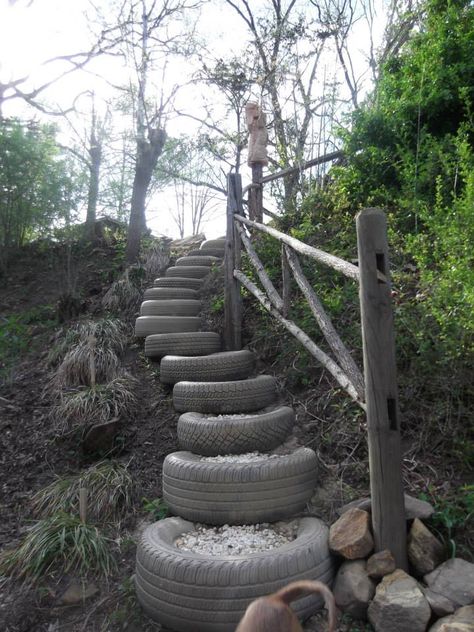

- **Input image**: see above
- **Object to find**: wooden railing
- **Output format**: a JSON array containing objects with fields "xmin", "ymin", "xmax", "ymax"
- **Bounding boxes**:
[{"xmin": 224, "ymin": 170, "xmax": 408, "ymax": 570}]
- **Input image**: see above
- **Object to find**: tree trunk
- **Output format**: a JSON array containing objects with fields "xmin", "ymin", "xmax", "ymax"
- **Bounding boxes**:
[
  {"xmin": 85, "ymin": 139, "xmax": 101, "ymax": 242},
  {"xmin": 125, "ymin": 128, "xmax": 166, "ymax": 263}
]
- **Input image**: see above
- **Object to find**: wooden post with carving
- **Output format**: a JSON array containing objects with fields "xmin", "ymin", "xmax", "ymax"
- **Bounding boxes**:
[
  {"xmin": 246, "ymin": 102, "xmax": 267, "ymax": 222},
  {"xmin": 224, "ymin": 173, "xmax": 242, "ymax": 351},
  {"xmin": 356, "ymin": 208, "xmax": 408, "ymax": 570}
]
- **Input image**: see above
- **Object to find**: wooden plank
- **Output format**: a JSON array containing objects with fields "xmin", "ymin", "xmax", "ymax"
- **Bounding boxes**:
[
  {"xmin": 259, "ymin": 150, "xmax": 344, "ymax": 184},
  {"xmin": 235, "ymin": 269, "xmax": 365, "ymax": 409},
  {"xmin": 356, "ymin": 208, "xmax": 407, "ymax": 570},
  {"xmin": 235, "ymin": 214, "xmax": 361, "ymax": 281},
  {"xmin": 285, "ymin": 246, "xmax": 365, "ymax": 401},
  {"xmin": 281, "ymin": 244, "xmax": 291, "ymax": 318},
  {"xmin": 235, "ymin": 222, "xmax": 284, "ymax": 312},
  {"xmin": 224, "ymin": 173, "xmax": 242, "ymax": 351}
]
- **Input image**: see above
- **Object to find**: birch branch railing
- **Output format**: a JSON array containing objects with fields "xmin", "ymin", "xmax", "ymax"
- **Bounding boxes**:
[{"xmin": 224, "ymin": 170, "xmax": 408, "ymax": 570}]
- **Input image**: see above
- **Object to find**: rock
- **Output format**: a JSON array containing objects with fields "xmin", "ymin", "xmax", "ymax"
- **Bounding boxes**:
[
  {"xmin": 170, "ymin": 233, "xmax": 206, "ymax": 250},
  {"xmin": 423, "ymin": 588, "xmax": 456, "ymax": 617},
  {"xmin": 424, "ymin": 558, "xmax": 474, "ymax": 608},
  {"xmin": 428, "ymin": 605, "xmax": 474, "ymax": 632},
  {"xmin": 367, "ymin": 550, "xmax": 396, "ymax": 579},
  {"xmin": 329, "ymin": 508, "xmax": 374, "ymax": 559},
  {"xmin": 333, "ymin": 559, "xmax": 376, "ymax": 619},
  {"xmin": 82, "ymin": 418, "xmax": 120, "ymax": 453},
  {"xmin": 59, "ymin": 580, "xmax": 99, "ymax": 605},
  {"xmin": 368, "ymin": 569, "xmax": 431, "ymax": 632},
  {"xmin": 408, "ymin": 518, "xmax": 445, "ymax": 576},
  {"xmin": 339, "ymin": 494, "xmax": 434, "ymax": 521}
]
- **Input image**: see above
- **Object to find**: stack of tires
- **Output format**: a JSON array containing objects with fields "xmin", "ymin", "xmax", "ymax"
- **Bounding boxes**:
[{"xmin": 134, "ymin": 237, "xmax": 335, "ymax": 632}]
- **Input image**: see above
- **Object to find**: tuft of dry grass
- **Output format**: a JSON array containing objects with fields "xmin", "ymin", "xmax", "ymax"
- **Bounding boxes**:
[
  {"xmin": 0, "ymin": 513, "xmax": 116, "ymax": 581},
  {"xmin": 141, "ymin": 238, "xmax": 171, "ymax": 279},
  {"xmin": 31, "ymin": 461, "xmax": 134, "ymax": 521},
  {"xmin": 102, "ymin": 266, "xmax": 143, "ymax": 314},
  {"xmin": 51, "ymin": 372, "xmax": 138, "ymax": 434}
]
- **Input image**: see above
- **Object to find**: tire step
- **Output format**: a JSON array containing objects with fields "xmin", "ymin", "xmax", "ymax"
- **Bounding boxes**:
[
  {"xmin": 172, "ymin": 375, "xmax": 277, "ymax": 414},
  {"xmin": 145, "ymin": 332, "xmax": 221, "ymax": 358},
  {"xmin": 143, "ymin": 287, "xmax": 199, "ymax": 300},
  {"xmin": 187, "ymin": 248, "xmax": 225, "ymax": 259},
  {"xmin": 166, "ymin": 266, "xmax": 211, "ymax": 279},
  {"xmin": 176, "ymin": 256, "xmax": 220, "ymax": 267},
  {"xmin": 135, "ymin": 316, "xmax": 201, "ymax": 337},
  {"xmin": 140, "ymin": 300, "xmax": 201, "ymax": 317},
  {"xmin": 160, "ymin": 350, "xmax": 255, "ymax": 385},
  {"xmin": 154, "ymin": 277, "xmax": 204, "ymax": 290}
]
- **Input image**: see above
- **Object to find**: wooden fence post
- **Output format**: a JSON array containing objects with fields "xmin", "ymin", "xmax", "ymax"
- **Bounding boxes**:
[
  {"xmin": 249, "ymin": 164, "xmax": 263, "ymax": 222},
  {"xmin": 356, "ymin": 208, "xmax": 408, "ymax": 570},
  {"xmin": 224, "ymin": 173, "xmax": 242, "ymax": 351}
]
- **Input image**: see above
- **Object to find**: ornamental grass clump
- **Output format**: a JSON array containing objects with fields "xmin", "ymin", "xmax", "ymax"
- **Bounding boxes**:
[
  {"xmin": 51, "ymin": 372, "xmax": 138, "ymax": 434},
  {"xmin": 31, "ymin": 461, "xmax": 133, "ymax": 521},
  {"xmin": 0, "ymin": 513, "xmax": 116, "ymax": 581}
]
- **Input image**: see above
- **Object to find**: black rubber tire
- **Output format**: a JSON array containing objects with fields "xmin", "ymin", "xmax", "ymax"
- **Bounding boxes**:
[
  {"xmin": 140, "ymin": 300, "xmax": 201, "ymax": 317},
  {"xmin": 135, "ymin": 516, "xmax": 335, "ymax": 632},
  {"xmin": 143, "ymin": 287, "xmax": 198, "ymax": 300},
  {"xmin": 176, "ymin": 256, "xmax": 220, "ymax": 267},
  {"xmin": 145, "ymin": 332, "xmax": 221, "ymax": 358},
  {"xmin": 135, "ymin": 316, "xmax": 201, "ymax": 337},
  {"xmin": 188, "ymin": 248, "xmax": 224, "ymax": 258},
  {"xmin": 166, "ymin": 266, "xmax": 211, "ymax": 279},
  {"xmin": 154, "ymin": 277, "xmax": 203, "ymax": 290},
  {"xmin": 173, "ymin": 375, "xmax": 277, "ymax": 413},
  {"xmin": 177, "ymin": 405, "xmax": 295, "ymax": 456},
  {"xmin": 201, "ymin": 238, "xmax": 226, "ymax": 250},
  {"xmin": 160, "ymin": 350, "xmax": 255, "ymax": 385},
  {"xmin": 163, "ymin": 448, "xmax": 317, "ymax": 525}
]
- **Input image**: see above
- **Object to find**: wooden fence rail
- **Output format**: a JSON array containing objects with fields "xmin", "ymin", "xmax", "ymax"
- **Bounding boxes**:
[{"xmin": 224, "ymin": 170, "xmax": 407, "ymax": 570}]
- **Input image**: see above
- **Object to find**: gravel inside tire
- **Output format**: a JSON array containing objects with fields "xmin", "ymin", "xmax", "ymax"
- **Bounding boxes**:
[
  {"xmin": 187, "ymin": 248, "xmax": 225, "ymax": 258},
  {"xmin": 162, "ymin": 447, "xmax": 317, "ymax": 525},
  {"xmin": 176, "ymin": 256, "xmax": 220, "ymax": 267},
  {"xmin": 200, "ymin": 238, "xmax": 226, "ymax": 250},
  {"xmin": 140, "ymin": 300, "xmax": 201, "ymax": 317},
  {"xmin": 166, "ymin": 266, "xmax": 211, "ymax": 279},
  {"xmin": 143, "ymin": 287, "xmax": 198, "ymax": 300},
  {"xmin": 135, "ymin": 316, "xmax": 201, "ymax": 337},
  {"xmin": 145, "ymin": 332, "xmax": 221, "ymax": 358},
  {"xmin": 135, "ymin": 516, "xmax": 335, "ymax": 632},
  {"xmin": 154, "ymin": 277, "xmax": 203, "ymax": 290},
  {"xmin": 173, "ymin": 375, "xmax": 277, "ymax": 413},
  {"xmin": 160, "ymin": 350, "xmax": 255, "ymax": 385},
  {"xmin": 177, "ymin": 405, "xmax": 295, "ymax": 455}
]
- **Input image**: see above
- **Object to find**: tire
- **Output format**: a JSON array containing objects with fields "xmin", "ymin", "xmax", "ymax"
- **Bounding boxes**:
[
  {"xmin": 140, "ymin": 300, "xmax": 201, "ymax": 317},
  {"xmin": 154, "ymin": 277, "xmax": 203, "ymax": 290},
  {"xmin": 143, "ymin": 287, "xmax": 199, "ymax": 300},
  {"xmin": 177, "ymin": 405, "xmax": 295, "ymax": 456},
  {"xmin": 135, "ymin": 316, "xmax": 201, "ymax": 337},
  {"xmin": 201, "ymin": 238, "xmax": 226, "ymax": 250},
  {"xmin": 160, "ymin": 350, "xmax": 255, "ymax": 385},
  {"xmin": 166, "ymin": 266, "xmax": 211, "ymax": 279},
  {"xmin": 136, "ymin": 516, "xmax": 334, "ymax": 631},
  {"xmin": 163, "ymin": 447, "xmax": 317, "ymax": 525},
  {"xmin": 145, "ymin": 332, "xmax": 221, "ymax": 358},
  {"xmin": 173, "ymin": 375, "xmax": 277, "ymax": 413},
  {"xmin": 135, "ymin": 516, "xmax": 335, "ymax": 632},
  {"xmin": 176, "ymin": 256, "xmax": 220, "ymax": 267},
  {"xmin": 188, "ymin": 249, "xmax": 225, "ymax": 258}
]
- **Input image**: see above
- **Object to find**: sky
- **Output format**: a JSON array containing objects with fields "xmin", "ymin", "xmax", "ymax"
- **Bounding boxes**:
[{"xmin": 0, "ymin": 0, "xmax": 386, "ymax": 239}]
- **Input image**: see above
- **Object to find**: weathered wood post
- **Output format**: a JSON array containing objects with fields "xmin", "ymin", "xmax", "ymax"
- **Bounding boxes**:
[
  {"xmin": 224, "ymin": 172, "xmax": 242, "ymax": 351},
  {"xmin": 246, "ymin": 102, "xmax": 267, "ymax": 222},
  {"xmin": 356, "ymin": 208, "xmax": 408, "ymax": 570}
]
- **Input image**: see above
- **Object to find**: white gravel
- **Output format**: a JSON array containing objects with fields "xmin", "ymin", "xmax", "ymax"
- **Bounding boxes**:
[
  {"xmin": 200, "ymin": 451, "xmax": 281, "ymax": 463},
  {"xmin": 175, "ymin": 522, "xmax": 298, "ymax": 556}
]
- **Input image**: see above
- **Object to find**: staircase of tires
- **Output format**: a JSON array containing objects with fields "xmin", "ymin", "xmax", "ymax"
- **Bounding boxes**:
[{"xmin": 133, "ymin": 238, "xmax": 335, "ymax": 632}]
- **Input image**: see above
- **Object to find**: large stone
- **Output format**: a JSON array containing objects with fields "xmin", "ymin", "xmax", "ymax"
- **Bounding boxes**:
[
  {"xmin": 367, "ymin": 569, "xmax": 431, "ymax": 632},
  {"xmin": 367, "ymin": 549, "xmax": 396, "ymax": 579},
  {"xmin": 339, "ymin": 494, "xmax": 434, "ymax": 521},
  {"xmin": 423, "ymin": 587, "xmax": 456, "ymax": 617},
  {"xmin": 329, "ymin": 508, "xmax": 374, "ymax": 560},
  {"xmin": 408, "ymin": 518, "xmax": 445, "ymax": 576},
  {"xmin": 429, "ymin": 605, "xmax": 474, "ymax": 632},
  {"xmin": 59, "ymin": 580, "xmax": 99, "ymax": 605},
  {"xmin": 424, "ymin": 558, "xmax": 474, "ymax": 608},
  {"xmin": 333, "ymin": 559, "xmax": 376, "ymax": 619},
  {"xmin": 82, "ymin": 418, "xmax": 120, "ymax": 453}
]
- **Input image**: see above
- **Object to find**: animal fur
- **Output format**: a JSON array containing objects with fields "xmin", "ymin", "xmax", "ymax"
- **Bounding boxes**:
[{"xmin": 235, "ymin": 580, "xmax": 336, "ymax": 632}]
